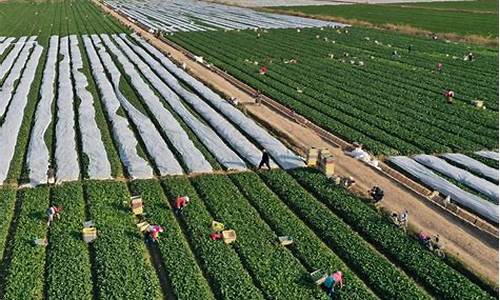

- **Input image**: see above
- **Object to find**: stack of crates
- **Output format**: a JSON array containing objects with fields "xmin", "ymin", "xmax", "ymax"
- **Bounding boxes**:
[
  {"xmin": 306, "ymin": 147, "xmax": 319, "ymax": 167},
  {"xmin": 318, "ymin": 148, "xmax": 335, "ymax": 177}
]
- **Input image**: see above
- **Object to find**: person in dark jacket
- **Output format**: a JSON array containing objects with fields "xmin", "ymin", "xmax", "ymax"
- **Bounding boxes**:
[{"xmin": 258, "ymin": 149, "xmax": 271, "ymax": 170}]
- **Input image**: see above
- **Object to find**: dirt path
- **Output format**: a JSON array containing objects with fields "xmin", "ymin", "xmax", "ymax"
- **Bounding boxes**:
[{"xmin": 95, "ymin": 0, "xmax": 498, "ymax": 286}]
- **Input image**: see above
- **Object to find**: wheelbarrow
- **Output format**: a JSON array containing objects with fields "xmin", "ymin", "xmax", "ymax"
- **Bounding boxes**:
[
  {"xmin": 222, "ymin": 230, "xmax": 236, "ymax": 244},
  {"xmin": 310, "ymin": 269, "xmax": 328, "ymax": 285},
  {"xmin": 130, "ymin": 195, "xmax": 144, "ymax": 216},
  {"xmin": 211, "ymin": 221, "xmax": 224, "ymax": 233},
  {"xmin": 137, "ymin": 221, "xmax": 151, "ymax": 233},
  {"xmin": 278, "ymin": 236, "xmax": 294, "ymax": 246},
  {"xmin": 82, "ymin": 220, "xmax": 97, "ymax": 243}
]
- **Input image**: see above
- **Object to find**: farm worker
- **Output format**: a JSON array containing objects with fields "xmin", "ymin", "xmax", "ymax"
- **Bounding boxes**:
[
  {"xmin": 418, "ymin": 231, "xmax": 431, "ymax": 244},
  {"xmin": 391, "ymin": 50, "xmax": 399, "ymax": 59},
  {"xmin": 408, "ymin": 44, "xmax": 413, "ymax": 52},
  {"xmin": 369, "ymin": 186, "xmax": 384, "ymax": 204},
  {"xmin": 399, "ymin": 209, "xmax": 409, "ymax": 227},
  {"xmin": 436, "ymin": 63, "xmax": 443, "ymax": 72},
  {"xmin": 443, "ymin": 89, "xmax": 455, "ymax": 104},
  {"xmin": 259, "ymin": 66, "xmax": 268, "ymax": 75},
  {"xmin": 323, "ymin": 271, "xmax": 344, "ymax": 297},
  {"xmin": 47, "ymin": 165, "xmax": 55, "ymax": 185},
  {"xmin": 147, "ymin": 225, "xmax": 164, "ymax": 243},
  {"xmin": 174, "ymin": 196, "xmax": 190, "ymax": 216},
  {"xmin": 343, "ymin": 177, "xmax": 356, "ymax": 190},
  {"xmin": 46, "ymin": 206, "xmax": 62, "ymax": 227},
  {"xmin": 210, "ymin": 232, "xmax": 223, "ymax": 241},
  {"xmin": 258, "ymin": 149, "xmax": 271, "ymax": 170},
  {"xmin": 467, "ymin": 52, "xmax": 474, "ymax": 61}
]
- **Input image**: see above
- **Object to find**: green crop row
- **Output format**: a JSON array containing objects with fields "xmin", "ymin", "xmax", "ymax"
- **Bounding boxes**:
[
  {"xmin": 229, "ymin": 171, "xmax": 379, "ymax": 300},
  {"xmin": 259, "ymin": 169, "xmax": 430, "ymax": 300},
  {"xmin": 83, "ymin": 180, "xmax": 162, "ymax": 299},
  {"xmin": 3, "ymin": 187, "xmax": 49, "ymax": 300},
  {"xmin": 161, "ymin": 176, "xmax": 264, "ymax": 299},
  {"xmin": 290, "ymin": 167, "xmax": 495, "ymax": 300},
  {"xmin": 0, "ymin": 187, "xmax": 17, "ymax": 259},
  {"xmin": 46, "ymin": 182, "xmax": 93, "ymax": 299},
  {"xmin": 191, "ymin": 174, "xmax": 329, "ymax": 299},
  {"xmin": 179, "ymin": 31, "xmax": 493, "ymax": 152},
  {"xmin": 129, "ymin": 179, "xmax": 215, "ymax": 300}
]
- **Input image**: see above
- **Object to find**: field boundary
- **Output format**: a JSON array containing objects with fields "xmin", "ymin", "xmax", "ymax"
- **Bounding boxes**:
[{"xmin": 257, "ymin": 8, "xmax": 499, "ymax": 47}]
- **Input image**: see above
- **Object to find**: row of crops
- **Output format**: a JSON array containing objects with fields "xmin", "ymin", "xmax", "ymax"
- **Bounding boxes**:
[
  {"xmin": 389, "ymin": 151, "xmax": 499, "ymax": 223},
  {"xmin": 167, "ymin": 26, "xmax": 499, "ymax": 156},
  {"xmin": 1, "ymin": 168, "xmax": 497, "ymax": 299},
  {"xmin": 0, "ymin": 0, "xmax": 304, "ymax": 187}
]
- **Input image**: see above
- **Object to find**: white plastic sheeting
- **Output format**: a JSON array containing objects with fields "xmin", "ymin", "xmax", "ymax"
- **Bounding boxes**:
[
  {"xmin": 91, "ymin": 34, "xmax": 184, "ymax": 176},
  {"xmin": 106, "ymin": 0, "xmax": 345, "ymax": 32},
  {"xmin": 390, "ymin": 156, "xmax": 498, "ymax": 223},
  {"xmin": 26, "ymin": 36, "xmax": 59, "ymax": 187},
  {"xmin": 0, "ymin": 43, "xmax": 43, "ymax": 184},
  {"xmin": 83, "ymin": 35, "xmax": 154, "ymax": 179},
  {"xmin": 0, "ymin": 36, "xmax": 28, "ymax": 81},
  {"xmin": 100, "ymin": 34, "xmax": 211, "ymax": 174},
  {"xmin": 442, "ymin": 153, "xmax": 498, "ymax": 182},
  {"xmin": 133, "ymin": 34, "xmax": 304, "ymax": 169},
  {"xmin": 131, "ymin": 34, "xmax": 270, "ymax": 168},
  {"xmin": 0, "ymin": 37, "xmax": 15, "ymax": 56},
  {"xmin": 70, "ymin": 35, "xmax": 112, "ymax": 179},
  {"xmin": 114, "ymin": 34, "xmax": 246, "ymax": 170},
  {"xmin": 55, "ymin": 36, "xmax": 80, "ymax": 182},
  {"xmin": 475, "ymin": 151, "xmax": 499, "ymax": 161},
  {"xmin": 414, "ymin": 155, "xmax": 499, "ymax": 203},
  {"xmin": 0, "ymin": 36, "xmax": 35, "ymax": 118}
]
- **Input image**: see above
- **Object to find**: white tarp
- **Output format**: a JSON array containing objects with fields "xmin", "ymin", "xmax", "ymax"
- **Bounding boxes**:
[
  {"xmin": 116, "ymin": 34, "xmax": 247, "ymax": 171},
  {"xmin": 105, "ymin": 0, "xmax": 344, "ymax": 32},
  {"xmin": 0, "ymin": 36, "xmax": 35, "ymax": 118},
  {"xmin": 346, "ymin": 147, "xmax": 371, "ymax": 162},
  {"xmin": 131, "ymin": 34, "xmax": 269, "ymax": 168},
  {"xmin": 442, "ymin": 153, "xmax": 498, "ymax": 182},
  {"xmin": 55, "ymin": 36, "xmax": 80, "ymax": 182},
  {"xmin": 475, "ymin": 151, "xmax": 499, "ymax": 161},
  {"xmin": 0, "ymin": 36, "xmax": 28, "ymax": 81},
  {"xmin": 100, "ymin": 34, "xmax": 211, "ymax": 173},
  {"xmin": 133, "ymin": 34, "xmax": 304, "ymax": 169},
  {"xmin": 83, "ymin": 35, "xmax": 153, "ymax": 179},
  {"xmin": 70, "ymin": 35, "xmax": 112, "ymax": 179},
  {"xmin": 414, "ymin": 155, "xmax": 499, "ymax": 203},
  {"xmin": 26, "ymin": 36, "xmax": 59, "ymax": 187},
  {"xmin": 0, "ymin": 43, "xmax": 43, "ymax": 184},
  {"xmin": 0, "ymin": 37, "xmax": 15, "ymax": 56},
  {"xmin": 91, "ymin": 34, "xmax": 184, "ymax": 176},
  {"xmin": 390, "ymin": 156, "xmax": 498, "ymax": 223}
]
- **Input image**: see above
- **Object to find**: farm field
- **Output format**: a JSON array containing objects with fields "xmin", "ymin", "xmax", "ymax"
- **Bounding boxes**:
[
  {"xmin": 264, "ymin": 0, "xmax": 499, "ymax": 38},
  {"xmin": 168, "ymin": 27, "xmax": 499, "ymax": 156},
  {"xmin": 0, "ymin": 0, "xmax": 498, "ymax": 299}
]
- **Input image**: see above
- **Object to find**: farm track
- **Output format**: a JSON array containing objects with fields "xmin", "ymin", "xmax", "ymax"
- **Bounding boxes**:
[
  {"xmin": 94, "ymin": 0, "xmax": 499, "ymax": 290},
  {"xmin": 0, "ymin": 0, "xmax": 497, "ymax": 299}
]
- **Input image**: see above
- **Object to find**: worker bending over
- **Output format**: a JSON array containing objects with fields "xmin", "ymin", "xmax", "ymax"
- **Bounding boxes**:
[
  {"xmin": 258, "ymin": 149, "xmax": 271, "ymax": 170},
  {"xmin": 444, "ymin": 90, "xmax": 455, "ymax": 104},
  {"xmin": 323, "ymin": 271, "xmax": 344, "ymax": 298},
  {"xmin": 147, "ymin": 225, "xmax": 164, "ymax": 243},
  {"xmin": 46, "ymin": 206, "xmax": 62, "ymax": 227},
  {"xmin": 174, "ymin": 196, "xmax": 190, "ymax": 216},
  {"xmin": 369, "ymin": 186, "xmax": 384, "ymax": 204}
]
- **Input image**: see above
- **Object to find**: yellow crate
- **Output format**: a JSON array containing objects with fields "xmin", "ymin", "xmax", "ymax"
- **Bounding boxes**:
[
  {"xmin": 222, "ymin": 230, "xmax": 236, "ymax": 244},
  {"xmin": 306, "ymin": 147, "xmax": 319, "ymax": 167}
]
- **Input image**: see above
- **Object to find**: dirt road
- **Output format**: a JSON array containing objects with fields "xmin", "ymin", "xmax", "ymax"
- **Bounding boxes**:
[{"xmin": 95, "ymin": 0, "xmax": 499, "ymax": 286}]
